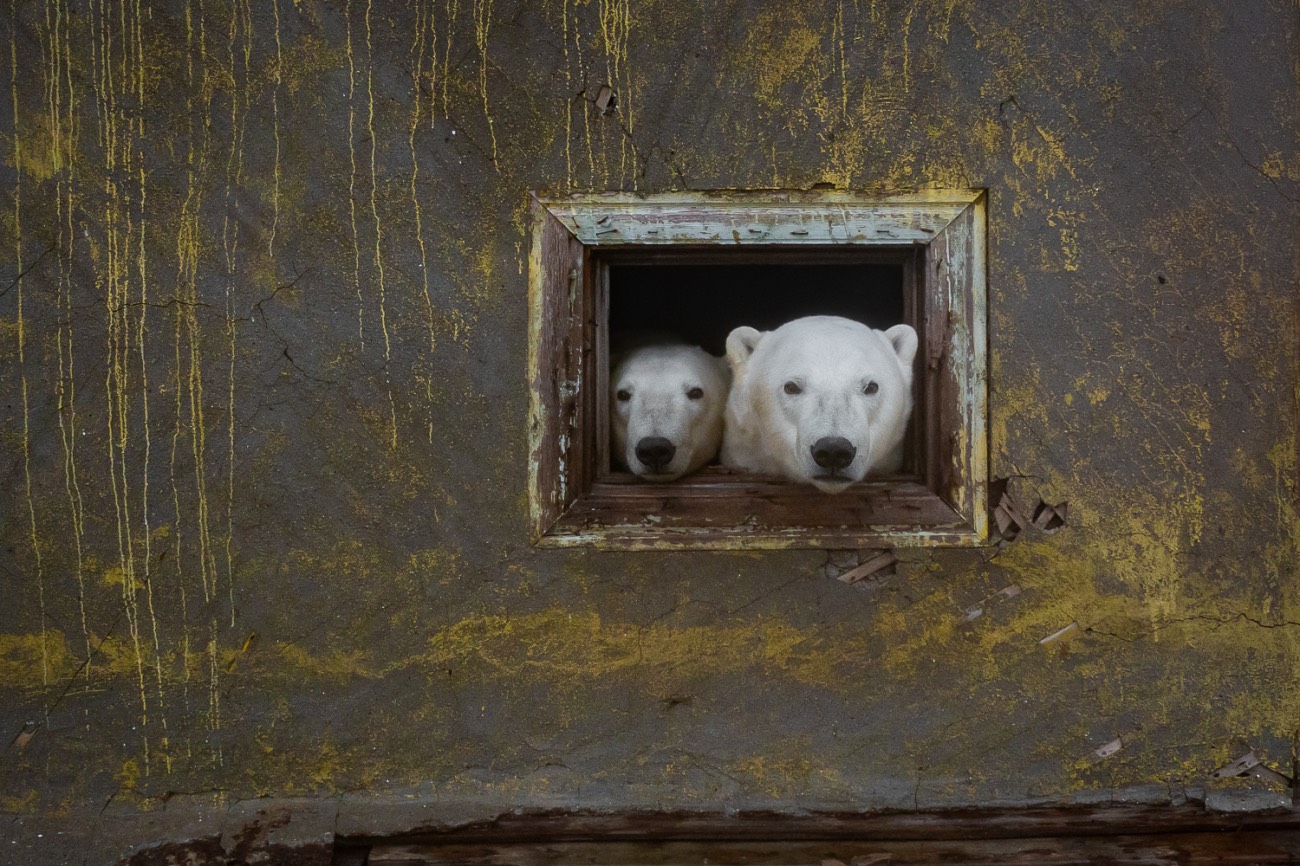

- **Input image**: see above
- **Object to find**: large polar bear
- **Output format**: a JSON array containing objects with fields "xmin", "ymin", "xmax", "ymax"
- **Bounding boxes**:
[
  {"xmin": 721, "ymin": 316, "xmax": 918, "ymax": 493},
  {"xmin": 610, "ymin": 342, "xmax": 730, "ymax": 481}
]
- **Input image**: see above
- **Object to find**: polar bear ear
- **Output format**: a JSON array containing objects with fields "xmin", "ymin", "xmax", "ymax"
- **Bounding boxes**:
[
  {"xmin": 725, "ymin": 326, "xmax": 764, "ymax": 371},
  {"xmin": 883, "ymin": 324, "xmax": 918, "ymax": 368}
]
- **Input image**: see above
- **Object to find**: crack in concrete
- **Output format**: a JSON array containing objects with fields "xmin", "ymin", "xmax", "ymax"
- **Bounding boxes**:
[{"xmin": 0, "ymin": 237, "xmax": 56, "ymax": 300}]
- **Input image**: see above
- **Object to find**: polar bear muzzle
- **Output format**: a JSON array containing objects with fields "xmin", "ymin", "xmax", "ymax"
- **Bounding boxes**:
[
  {"xmin": 635, "ymin": 437, "xmax": 677, "ymax": 473},
  {"xmin": 811, "ymin": 436, "xmax": 856, "ymax": 474}
]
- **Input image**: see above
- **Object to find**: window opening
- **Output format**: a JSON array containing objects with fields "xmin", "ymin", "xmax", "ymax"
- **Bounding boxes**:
[{"xmin": 528, "ymin": 191, "xmax": 988, "ymax": 549}]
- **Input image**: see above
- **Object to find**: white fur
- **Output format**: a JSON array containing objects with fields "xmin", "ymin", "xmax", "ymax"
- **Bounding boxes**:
[
  {"xmin": 610, "ymin": 343, "xmax": 729, "ymax": 481},
  {"xmin": 721, "ymin": 316, "xmax": 918, "ymax": 493}
]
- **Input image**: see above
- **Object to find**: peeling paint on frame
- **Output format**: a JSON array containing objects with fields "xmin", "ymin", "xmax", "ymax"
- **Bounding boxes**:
[{"xmin": 527, "ymin": 190, "xmax": 989, "ymax": 549}]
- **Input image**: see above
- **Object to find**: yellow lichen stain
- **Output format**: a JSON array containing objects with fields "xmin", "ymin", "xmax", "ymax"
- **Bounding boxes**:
[
  {"xmin": 1264, "ymin": 441, "xmax": 1296, "ymax": 492},
  {"xmin": 990, "ymin": 355, "xmax": 1050, "ymax": 469},
  {"xmin": 116, "ymin": 758, "xmax": 142, "ymax": 794},
  {"xmin": 1009, "ymin": 125, "xmax": 1059, "ymax": 186},
  {"xmin": 971, "ymin": 115, "xmax": 1004, "ymax": 158},
  {"xmin": 408, "ymin": 547, "xmax": 469, "ymax": 585},
  {"xmin": 1045, "ymin": 208, "xmax": 1082, "ymax": 272},
  {"xmin": 731, "ymin": 751, "xmax": 822, "ymax": 798},
  {"xmin": 1259, "ymin": 150, "xmax": 1300, "ymax": 182},
  {"xmin": 0, "ymin": 790, "xmax": 39, "ymax": 814},
  {"xmin": 90, "ymin": 633, "xmax": 132, "ymax": 682},
  {"xmin": 308, "ymin": 737, "xmax": 347, "ymax": 789},
  {"xmin": 1091, "ymin": 489, "xmax": 1199, "ymax": 623},
  {"xmin": 271, "ymin": 643, "xmax": 373, "ymax": 681},
  {"xmin": 449, "ymin": 229, "xmax": 505, "ymax": 313},
  {"xmin": 741, "ymin": 9, "xmax": 822, "ymax": 115},
  {"xmin": 102, "ymin": 565, "xmax": 144, "ymax": 592},
  {"xmin": 249, "ymin": 725, "xmax": 361, "ymax": 794},
  {"xmin": 268, "ymin": 32, "xmax": 347, "ymax": 96},
  {"xmin": 420, "ymin": 609, "xmax": 859, "ymax": 691},
  {"xmin": 8, "ymin": 106, "xmax": 63, "ymax": 183},
  {"xmin": 0, "ymin": 631, "xmax": 73, "ymax": 686}
]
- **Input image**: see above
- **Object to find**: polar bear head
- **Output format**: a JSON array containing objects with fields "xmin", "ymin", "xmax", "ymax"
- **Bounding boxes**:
[
  {"xmin": 610, "ymin": 343, "xmax": 730, "ymax": 481},
  {"xmin": 721, "ymin": 316, "xmax": 918, "ymax": 493}
]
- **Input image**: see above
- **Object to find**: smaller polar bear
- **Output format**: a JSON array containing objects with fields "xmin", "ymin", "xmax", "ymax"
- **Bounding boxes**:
[
  {"xmin": 721, "ymin": 316, "xmax": 918, "ymax": 493},
  {"xmin": 610, "ymin": 342, "xmax": 729, "ymax": 481}
]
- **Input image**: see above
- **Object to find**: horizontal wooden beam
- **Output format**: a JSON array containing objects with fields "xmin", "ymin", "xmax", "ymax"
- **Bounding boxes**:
[
  {"xmin": 540, "ymin": 191, "xmax": 984, "ymax": 246},
  {"xmin": 364, "ymin": 832, "xmax": 1300, "ymax": 866},
  {"xmin": 347, "ymin": 806, "xmax": 1300, "ymax": 866}
]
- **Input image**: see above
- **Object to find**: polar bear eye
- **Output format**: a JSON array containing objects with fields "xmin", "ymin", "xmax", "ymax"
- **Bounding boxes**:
[
  {"xmin": 783, "ymin": 381, "xmax": 803, "ymax": 395},
  {"xmin": 687, "ymin": 387, "xmax": 704, "ymax": 400},
  {"xmin": 863, "ymin": 381, "xmax": 879, "ymax": 395},
  {"xmin": 616, "ymin": 389, "xmax": 632, "ymax": 402}
]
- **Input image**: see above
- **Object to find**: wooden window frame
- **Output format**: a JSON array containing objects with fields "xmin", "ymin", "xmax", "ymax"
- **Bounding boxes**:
[{"xmin": 527, "ymin": 190, "xmax": 988, "ymax": 550}]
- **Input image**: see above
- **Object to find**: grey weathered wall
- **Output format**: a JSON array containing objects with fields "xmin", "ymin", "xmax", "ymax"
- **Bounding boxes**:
[{"xmin": 1, "ymin": 0, "xmax": 1297, "ymax": 860}]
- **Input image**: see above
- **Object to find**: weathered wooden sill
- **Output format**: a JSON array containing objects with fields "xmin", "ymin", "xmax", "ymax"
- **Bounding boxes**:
[{"xmin": 537, "ymin": 466, "xmax": 981, "ymax": 550}]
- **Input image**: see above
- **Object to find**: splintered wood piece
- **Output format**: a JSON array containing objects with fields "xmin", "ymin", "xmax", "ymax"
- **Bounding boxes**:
[
  {"xmin": 994, "ymin": 490, "xmax": 1029, "ymax": 540},
  {"xmin": 837, "ymin": 550, "xmax": 898, "ymax": 584},
  {"xmin": 1215, "ymin": 751, "xmax": 1262, "ymax": 778},
  {"xmin": 999, "ymin": 494, "xmax": 1029, "ymax": 527},
  {"xmin": 1250, "ymin": 764, "xmax": 1294, "ymax": 787},
  {"xmin": 1094, "ymin": 738, "xmax": 1124, "ymax": 759},
  {"xmin": 963, "ymin": 585, "xmax": 1023, "ymax": 622},
  {"xmin": 1039, "ymin": 621, "xmax": 1079, "ymax": 646},
  {"xmin": 1032, "ymin": 500, "xmax": 1068, "ymax": 531},
  {"xmin": 994, "ymin": 504, "xmax": 1017, "ymax": 537}
]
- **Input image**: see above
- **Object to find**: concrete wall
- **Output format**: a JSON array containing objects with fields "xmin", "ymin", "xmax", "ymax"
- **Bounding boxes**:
[{"xmin": 1, "ymin": 0, "xmax": 1296, "ymax": 860}]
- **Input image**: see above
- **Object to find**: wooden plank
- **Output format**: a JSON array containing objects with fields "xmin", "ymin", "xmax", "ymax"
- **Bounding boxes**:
[
  {"xmin": 559, "ymin": 205, "xmax": 964, "ymax": 245},
  {"xmin": 538, "ymin": 527, "xmax": 980, "ymax": 551},
  {"xmin": 543, "ymin": 191, "xmax": 983, "ymax": 246},
  {"xmin": 545, "ymin": 190, "xmax": 988, "ymax": 210},
  {"xmin": 346, "ymin": 805, "xmax": 1300, "ymax": 847},
  {"xmin": 593, "ymin": 257, "xmax": 611, "ymax": 476},
  {"xmin": 366, "ymin": 831, "xmax": 1300, "ymax": 866},
  {"xmin": 923, "ymin": 193, "xmax": 988, "ymax": 540},
  {"xmin": 966, "ymin": 193, "xmax": 990, "ymax": 538},
  {"xmin": 572, "ymin": 482, "xmax": 955, "ymax": 523},
  {"xmin": 540, "ymin": 475, "xmax": 978, "ymax": 550},
  {"xmin": 527, "ymin": 198, "xmax": 587, "ymax": 540},
  {"xmin": 569, "ymin": 244, "xmax": 598, "ymax": 498},
  {"xmin": 594, "ymin": 247, "xmax": 913, "ymax": 267},
  {"xmin": 901, "ymin": 248, "xmax": 925, "ymax": 481}
]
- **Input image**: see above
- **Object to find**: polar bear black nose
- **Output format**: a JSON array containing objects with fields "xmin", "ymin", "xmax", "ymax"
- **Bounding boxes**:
[
  {"xmin": 635, "ymin": 437, "xmax": 676, "ymax": 472},
  {"xmin": 811, "ymin": 436, "xmax": 856, "ymax": 470}
]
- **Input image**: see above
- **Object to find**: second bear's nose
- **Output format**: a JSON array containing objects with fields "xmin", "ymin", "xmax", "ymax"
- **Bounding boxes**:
[
  {"xmin": 636, "ymin": 437, "xmax": 676, "ymax": 471},
  {"xmin": 811, "ymin": 436, "xmax": 856, "ymax": 470}
]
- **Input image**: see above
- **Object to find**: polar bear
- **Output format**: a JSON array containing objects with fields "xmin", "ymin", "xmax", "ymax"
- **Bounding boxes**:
[
  {"xmin": 721, "ymin": 316, "xmax": 918, "ymax": 493},
  {"xmin": 610, "ymin": 342, "xmax": 729, "ymax": 481}
]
